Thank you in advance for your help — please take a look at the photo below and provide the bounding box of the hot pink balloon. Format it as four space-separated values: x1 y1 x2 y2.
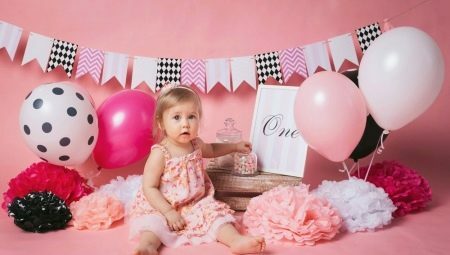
93 90 156 169
294 71 367 162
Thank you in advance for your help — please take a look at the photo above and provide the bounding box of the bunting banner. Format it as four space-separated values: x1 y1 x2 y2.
279 47 307 81
255 52 283 85
230 56 257 91
0 17 393 92
131 56 158 91
75 47 104 84
356 22 382 53
0 21 22 60
205 58 231 93
328 33 359 72
22 33 53 72
46 39 78 77
181 59 206 93
303 41 331 76
101 52 128 88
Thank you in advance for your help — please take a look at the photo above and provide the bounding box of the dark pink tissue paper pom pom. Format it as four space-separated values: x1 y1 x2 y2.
2 162 94 210
353 161 432 217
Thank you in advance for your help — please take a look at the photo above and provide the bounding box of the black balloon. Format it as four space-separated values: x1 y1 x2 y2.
342 70 388 161
350 115 388 161
343 69 358 85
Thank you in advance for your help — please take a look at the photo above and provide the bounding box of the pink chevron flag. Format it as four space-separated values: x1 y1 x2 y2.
279 47 307 81
181 59 206 93
75 47 104 84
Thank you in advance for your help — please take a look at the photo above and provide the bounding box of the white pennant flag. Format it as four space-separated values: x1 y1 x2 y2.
205 58 231 93
101 52 128 88
22 33 53 72
0 21 22 60
230 56 256 91
131 56 158 91
303 41 331 76
329 33 359 72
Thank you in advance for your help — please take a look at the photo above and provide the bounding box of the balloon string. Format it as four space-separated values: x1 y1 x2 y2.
84 167 102 187
86 169 101 187
340 160 357 179
341 161 351 179
364 130 389 181
348 161 358 175
357 161 360 178
376 130 390 154
94 167 102 177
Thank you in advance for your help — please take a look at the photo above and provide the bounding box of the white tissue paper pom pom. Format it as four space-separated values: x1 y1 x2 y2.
97 175 142 214
313 177 396 233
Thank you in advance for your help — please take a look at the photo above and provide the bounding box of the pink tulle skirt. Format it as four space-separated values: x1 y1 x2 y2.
129 214 235 247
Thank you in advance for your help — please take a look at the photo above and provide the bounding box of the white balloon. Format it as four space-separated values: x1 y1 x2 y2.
359 27 444 130
19 82 98 166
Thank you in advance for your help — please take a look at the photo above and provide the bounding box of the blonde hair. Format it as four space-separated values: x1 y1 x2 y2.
153 85 202 142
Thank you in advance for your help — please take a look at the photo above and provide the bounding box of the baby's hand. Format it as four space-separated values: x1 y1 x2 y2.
236 141 252 153
163 209 186 232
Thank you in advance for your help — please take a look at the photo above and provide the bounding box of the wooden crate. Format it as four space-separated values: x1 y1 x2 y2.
207 168 301 211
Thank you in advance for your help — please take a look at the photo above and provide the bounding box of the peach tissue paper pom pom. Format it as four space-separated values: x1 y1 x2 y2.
313 177 396 233
70 192 124 230
243 184 342 246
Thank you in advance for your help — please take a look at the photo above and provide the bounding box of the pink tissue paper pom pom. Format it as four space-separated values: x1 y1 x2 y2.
243 184 342 246
353 160 432 217
2 162 94 210
70 192 125 230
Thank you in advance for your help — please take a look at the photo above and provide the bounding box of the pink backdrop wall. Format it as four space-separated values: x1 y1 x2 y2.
0 0 449 192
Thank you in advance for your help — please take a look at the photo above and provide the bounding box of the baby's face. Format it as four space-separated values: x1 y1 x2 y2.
161 101 200 145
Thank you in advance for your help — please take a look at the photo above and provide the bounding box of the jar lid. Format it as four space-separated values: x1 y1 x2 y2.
216 118 242 142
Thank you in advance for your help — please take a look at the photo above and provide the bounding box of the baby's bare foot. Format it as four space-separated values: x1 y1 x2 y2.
230 235 265 254
133 243 158 255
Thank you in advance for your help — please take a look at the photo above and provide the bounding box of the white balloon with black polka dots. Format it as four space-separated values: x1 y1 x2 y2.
19 82 98 166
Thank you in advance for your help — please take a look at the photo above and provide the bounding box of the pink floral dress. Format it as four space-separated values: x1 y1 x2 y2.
129 139 235 247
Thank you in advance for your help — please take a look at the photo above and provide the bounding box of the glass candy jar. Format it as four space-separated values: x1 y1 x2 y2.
214 118 242 170
232 152 258 176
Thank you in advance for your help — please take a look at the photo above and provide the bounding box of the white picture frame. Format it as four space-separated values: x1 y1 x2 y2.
250 85 308 177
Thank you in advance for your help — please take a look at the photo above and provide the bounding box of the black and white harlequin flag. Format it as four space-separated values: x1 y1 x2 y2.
156 58 181 91
255 52 283 85
46 39 78 77
356 22 382 53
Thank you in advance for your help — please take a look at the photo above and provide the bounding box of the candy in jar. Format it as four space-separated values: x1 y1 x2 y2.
232 152 258 176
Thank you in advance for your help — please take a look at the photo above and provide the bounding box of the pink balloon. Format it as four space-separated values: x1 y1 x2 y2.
93 90 156 169
294 71 367 162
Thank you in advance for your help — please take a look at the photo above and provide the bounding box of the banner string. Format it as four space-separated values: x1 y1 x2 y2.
385 0 433 23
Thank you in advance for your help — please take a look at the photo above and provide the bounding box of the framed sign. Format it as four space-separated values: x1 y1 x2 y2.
250 85 308 177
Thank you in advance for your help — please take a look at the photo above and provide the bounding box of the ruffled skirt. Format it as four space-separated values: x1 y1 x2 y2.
129 191 235 247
